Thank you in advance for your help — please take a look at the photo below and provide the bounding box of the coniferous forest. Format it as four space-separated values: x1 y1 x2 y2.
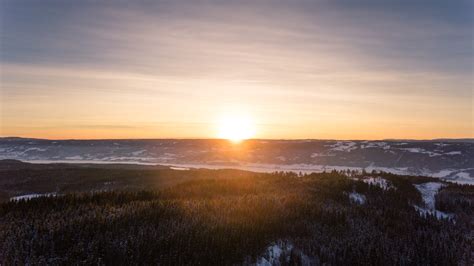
0 161 472 265
2 0 473 264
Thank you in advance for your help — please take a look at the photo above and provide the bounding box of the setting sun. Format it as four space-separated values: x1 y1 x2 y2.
217 114 256 143
1 1 472 264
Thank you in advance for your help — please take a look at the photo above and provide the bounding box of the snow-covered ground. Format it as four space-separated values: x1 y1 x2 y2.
329 141 357 152
169 166 190 171
255 241 312 266
360 141 390 149
398 148 441 157
256 241 293 266
445 151 462 155
349 192 366 205
414 182 444 209
362 177 394 190
10 192 57 201
24 159 157 166
413 182 453 219
448 172 472 185
2 139 472 185
22 147 47 153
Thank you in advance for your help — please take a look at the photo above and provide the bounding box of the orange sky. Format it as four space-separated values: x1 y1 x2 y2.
1 1 473 140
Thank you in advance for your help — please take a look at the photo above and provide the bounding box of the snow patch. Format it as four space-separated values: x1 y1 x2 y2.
434 143 450 147
310 152 333 158
256 241 292 266
329 141 357 152
362 177 394 190
24 159 157 166
255 241 312 266
349 192 366 205
169 166 190 171
131 150 146 156
158 153 176 160
22 147 47 153
10 192 57 201
413 182 453 220
360 142 390 150
65 155 83 160
399 148 441 157
414 182 444 209
431 169 454 178
450 172 472 184
445 151 461 155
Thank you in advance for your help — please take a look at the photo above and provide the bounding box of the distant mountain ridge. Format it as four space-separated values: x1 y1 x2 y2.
1 137 473 184
2 137 473 142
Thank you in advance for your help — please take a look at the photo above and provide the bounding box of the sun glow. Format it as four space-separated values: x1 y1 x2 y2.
217 114 256 143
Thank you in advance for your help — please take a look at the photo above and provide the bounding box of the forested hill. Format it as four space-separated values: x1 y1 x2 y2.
0 162 472 265
1 138 473 184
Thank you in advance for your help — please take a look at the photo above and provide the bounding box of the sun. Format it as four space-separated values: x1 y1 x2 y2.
217 114 256 143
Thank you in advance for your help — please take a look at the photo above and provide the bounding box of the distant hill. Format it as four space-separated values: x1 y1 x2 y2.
1 138 473 184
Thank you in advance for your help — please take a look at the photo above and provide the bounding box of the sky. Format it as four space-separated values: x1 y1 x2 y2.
0 0 473 140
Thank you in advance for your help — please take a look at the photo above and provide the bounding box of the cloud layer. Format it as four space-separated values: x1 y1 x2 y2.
1 0 472 139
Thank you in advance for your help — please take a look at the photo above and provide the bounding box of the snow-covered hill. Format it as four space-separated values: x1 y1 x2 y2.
1 138 473 184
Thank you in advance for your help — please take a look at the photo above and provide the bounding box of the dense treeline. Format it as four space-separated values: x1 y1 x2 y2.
436 184 474 215
0 171 472 265
0 159 258 202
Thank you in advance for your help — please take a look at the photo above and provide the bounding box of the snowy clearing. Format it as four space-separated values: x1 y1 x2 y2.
413 182 453 220
349 192 366 205
362 177 394 190
256 241 293 266
255 240 312 266
414 182 445 209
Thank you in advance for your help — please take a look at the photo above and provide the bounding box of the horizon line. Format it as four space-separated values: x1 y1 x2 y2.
1 136 473 142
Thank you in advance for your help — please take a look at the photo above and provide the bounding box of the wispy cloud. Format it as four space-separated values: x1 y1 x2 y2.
1 0 472 139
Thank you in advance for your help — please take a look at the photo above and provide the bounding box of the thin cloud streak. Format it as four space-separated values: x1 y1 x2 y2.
1 0 472 139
